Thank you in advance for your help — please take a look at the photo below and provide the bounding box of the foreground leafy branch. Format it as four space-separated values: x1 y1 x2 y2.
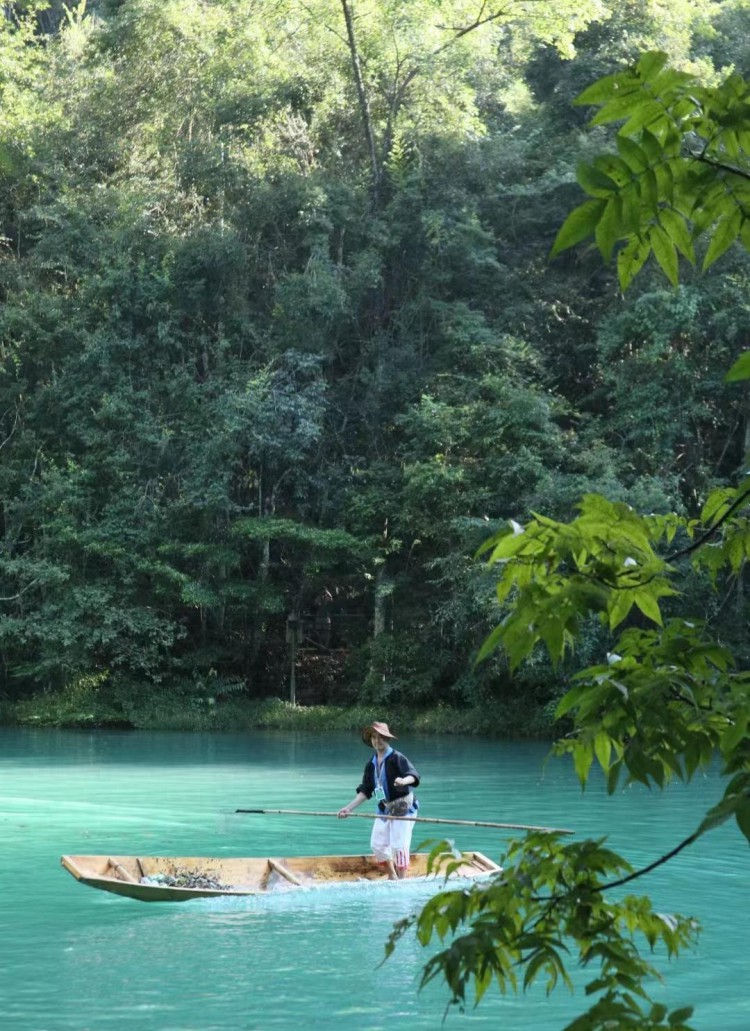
392 50 750 1027
551 51 750 289
387 836 698 1029
391 485 750 1025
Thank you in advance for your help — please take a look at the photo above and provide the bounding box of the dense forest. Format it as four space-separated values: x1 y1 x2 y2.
3 0 750 728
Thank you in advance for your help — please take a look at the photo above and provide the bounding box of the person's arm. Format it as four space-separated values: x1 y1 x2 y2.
393 752 420 789
339 762 373 817
338 791 368 818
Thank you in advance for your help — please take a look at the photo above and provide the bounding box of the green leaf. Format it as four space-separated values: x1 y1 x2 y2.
617 236 651 290
649 224 679 286
621 100 670 136
592 94 650 126
659 208 695 263
725 351 750 383
576 73 632 107
550 199 606 257
696 793 746 836
609 590 635 629
595 196 623 261
668 1007 695 1026
573 741 594 786
634 590 664 625
616 136 649 173
523 949 552 990
619 182 641 234
701 487 735 525
576 163 618 198
703 211 742 270
636 51 670 83
555 683 589 719
475 623 505 665
607 762 623 794
639 128 665 163
640 167 659 217
720 712 748 755
654 160 675 206
539 615 566 664
722 129 741 159
593 154 635 186
594 731 612 772
736 801 750 843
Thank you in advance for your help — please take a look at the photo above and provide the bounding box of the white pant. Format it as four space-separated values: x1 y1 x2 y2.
370 814 415 870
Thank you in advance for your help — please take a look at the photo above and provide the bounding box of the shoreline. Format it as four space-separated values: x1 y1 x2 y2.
1 695 558 739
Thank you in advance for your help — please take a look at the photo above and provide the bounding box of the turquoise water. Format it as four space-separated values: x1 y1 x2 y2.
0 727 747 1030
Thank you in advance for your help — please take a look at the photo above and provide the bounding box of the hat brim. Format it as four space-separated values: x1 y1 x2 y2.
361 725 396 746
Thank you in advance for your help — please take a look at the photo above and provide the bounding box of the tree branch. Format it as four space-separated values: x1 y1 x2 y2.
434 2 512 56
0 406 20 452
598 830 700 891
531 829 701 906
666 482 750 562
0 579 39 603
692 152 750 184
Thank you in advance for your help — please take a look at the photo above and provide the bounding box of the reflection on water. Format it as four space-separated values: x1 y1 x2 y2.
0 727 748 1030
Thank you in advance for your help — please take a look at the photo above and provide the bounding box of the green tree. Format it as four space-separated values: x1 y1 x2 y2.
3 0 741 725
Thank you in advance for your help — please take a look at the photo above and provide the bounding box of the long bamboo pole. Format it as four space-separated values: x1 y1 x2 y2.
234 808 573 835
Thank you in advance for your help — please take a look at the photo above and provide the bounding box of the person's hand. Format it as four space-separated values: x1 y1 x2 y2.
394 777 410 787
337 806 350 818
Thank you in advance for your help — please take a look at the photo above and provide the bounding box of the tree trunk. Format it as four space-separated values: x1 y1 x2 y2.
340 0 380 198
373 565 389 638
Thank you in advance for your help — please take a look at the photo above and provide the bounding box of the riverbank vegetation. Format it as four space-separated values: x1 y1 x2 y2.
8 688 555 736
4 1 750 732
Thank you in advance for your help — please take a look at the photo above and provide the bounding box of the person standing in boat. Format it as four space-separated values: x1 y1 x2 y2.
337 721 420 880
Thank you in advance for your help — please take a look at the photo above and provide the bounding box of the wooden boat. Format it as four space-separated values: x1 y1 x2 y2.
61 851 501 902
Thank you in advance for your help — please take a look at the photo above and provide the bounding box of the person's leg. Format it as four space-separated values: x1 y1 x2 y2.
370 818 397 879
391 816 416 878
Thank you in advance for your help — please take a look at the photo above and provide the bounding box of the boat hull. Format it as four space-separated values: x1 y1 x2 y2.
61 851 501 902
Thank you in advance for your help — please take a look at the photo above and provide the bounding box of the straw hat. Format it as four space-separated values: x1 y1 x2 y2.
361 721 397 746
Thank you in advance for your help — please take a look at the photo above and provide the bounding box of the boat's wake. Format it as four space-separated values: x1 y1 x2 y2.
191 873 492 912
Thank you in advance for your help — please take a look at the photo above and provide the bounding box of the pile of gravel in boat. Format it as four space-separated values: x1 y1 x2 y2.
140 871 234 891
